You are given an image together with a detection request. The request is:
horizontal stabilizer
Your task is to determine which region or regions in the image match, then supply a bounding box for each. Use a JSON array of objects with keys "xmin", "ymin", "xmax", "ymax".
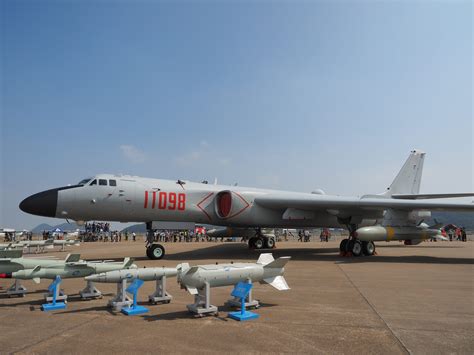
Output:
[
  {"xmin": 263, "ymin": 275, "xmax": 290, "ymax": 291},
  {"xmin": 263, "ymin": 256, "xmax": 291, "ymax": 269},
  {"xmin": 0, "ymin": 250, "xmax": 23, "ymax": 259},
  {"xmin": 392, "ymin": 193, "xmax": 474, "ymax": 200},
  {"xmin": 65, "ymin": 254, "xmax": 81, "ymax": 263},
  {"xmin": 257, "ymin": 253, "xmax": 274, "ymax": 265}
]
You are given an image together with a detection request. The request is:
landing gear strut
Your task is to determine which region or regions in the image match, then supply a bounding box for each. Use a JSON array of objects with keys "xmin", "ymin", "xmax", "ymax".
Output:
[
  {"xmin": 339, "ymin": 224, "xmax": 376, "ymax": 257},
  {"xmin": 248, "ymin": 229, "xmax": 276, "ymax": 250},
  {"xmin": 145, "ymin": 222, "xmax": 165, "ymax": 260}
]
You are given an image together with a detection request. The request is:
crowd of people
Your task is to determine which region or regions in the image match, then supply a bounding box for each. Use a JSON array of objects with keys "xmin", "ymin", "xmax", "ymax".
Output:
[{"xmin": 441, "ymin": 226, "xmax": 468, "ymax": 242}]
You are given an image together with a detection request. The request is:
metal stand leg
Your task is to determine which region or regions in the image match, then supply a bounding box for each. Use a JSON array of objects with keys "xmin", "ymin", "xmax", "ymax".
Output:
[
  {"xmin": 186, "ymin": 281, "xmax": 218, "ymax": 316},
  {"xmin": 79, "ymin": 280, "xmax": 102, "ymax": 299},
  {"xmin": 148, "ymin": 276, "xmax": 172, "ymax": 304},
  {"xmin": 45, "ymin": 282, "xmax": 67, "ymax": 302},
  {"xmin": 108, "ymin": 279, "xmax": 132, "ymax": 311},
  {"xmin": 6, "ymin": 279, "xmax": 27, "ymax": 297},
  {"xmin": 227, "ymin": 279, "xmax": 259, "ymax": 308}
]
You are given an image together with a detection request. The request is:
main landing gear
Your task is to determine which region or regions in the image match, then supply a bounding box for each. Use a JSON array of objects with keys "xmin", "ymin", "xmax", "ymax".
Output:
[
  {"xmin": 339, "ymin": 225, "xmax": 376, "ymax": 257},
  {"xmin": 248, "ymin": 229, "xmax": 276, "ymax": 250}
]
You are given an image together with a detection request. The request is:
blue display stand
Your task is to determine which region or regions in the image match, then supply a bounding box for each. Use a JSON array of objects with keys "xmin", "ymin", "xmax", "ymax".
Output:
[
  {"xmin": 41, "ymin": 276, "xmax": 67, "ymax": 312},
  {"xmin": 228, "ymin": 282, "xmax": 259, "ymax": 321},
  {"xmin": 121, "ymin": 279, "xmax": 149, "ymax": 316}
]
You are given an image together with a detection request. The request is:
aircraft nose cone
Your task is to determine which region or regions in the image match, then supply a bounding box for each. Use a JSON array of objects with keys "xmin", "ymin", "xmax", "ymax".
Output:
[{"xmin": 19, "ymin": 188, "xmax": 58, "ymax": 217}]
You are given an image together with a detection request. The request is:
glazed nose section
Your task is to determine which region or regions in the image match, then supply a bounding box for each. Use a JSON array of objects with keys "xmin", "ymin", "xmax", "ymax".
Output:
[{"xmin": 19, "ymin": 188, "xmax": 58, "ymax": 217}]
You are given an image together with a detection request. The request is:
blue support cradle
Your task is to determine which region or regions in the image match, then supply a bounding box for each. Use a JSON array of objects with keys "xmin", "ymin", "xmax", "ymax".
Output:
[{"xmin": 41, "ymin": 276, "xmax": 67, "ymax": 312}]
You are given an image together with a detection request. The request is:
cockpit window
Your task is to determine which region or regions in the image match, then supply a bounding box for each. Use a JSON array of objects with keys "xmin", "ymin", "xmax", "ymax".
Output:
[
  {"xmin": 78, "ymin": 178, "xmax": 92, "ymax": 185},
  {"xmin": 99, "ymin": 179, "xmax": 107, "ymax": 186},
  {"xmin": 109, "ymin": 180, "xmax": 117, "ymax": 186},
  {"xmin": 90, "ymin": 179, "xmax": 97, "ymax": 186}
]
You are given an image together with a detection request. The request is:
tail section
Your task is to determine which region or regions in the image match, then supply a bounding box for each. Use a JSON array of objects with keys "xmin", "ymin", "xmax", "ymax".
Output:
[
  {"xmin": 383, "ymin": 150, "xmax": 425, "ymax": 196},
  {"xmin": 257, "ymin": 253, "xmax": 274, "ymax": 265},
  {"xmin": 263, "ymin": 275, "xmax": 290, "ymax": 290},
  {"xmin": 263, "ymin": 256, "xmax": 291, "ymax": 269}
]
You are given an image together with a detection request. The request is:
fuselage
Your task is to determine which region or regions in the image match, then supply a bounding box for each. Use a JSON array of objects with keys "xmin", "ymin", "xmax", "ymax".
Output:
[{"xmin": 19, "ymin": 174, "xmax": 382, "ymax": 229}]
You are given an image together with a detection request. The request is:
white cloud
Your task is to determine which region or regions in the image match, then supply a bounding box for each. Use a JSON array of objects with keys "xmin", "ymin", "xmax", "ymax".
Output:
[
  {"xmin": 120, "ymin": 145, "xmax": 146, "ymax": 164},
  {"xmin": 200, "ymin": 140, "xmax": 209, "ymax": 147}
]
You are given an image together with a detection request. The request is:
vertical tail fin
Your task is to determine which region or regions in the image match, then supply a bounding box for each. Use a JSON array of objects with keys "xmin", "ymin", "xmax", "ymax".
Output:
[{"xmin": 383, "ymin": 150, "xmax": 425, "ymax": 196}]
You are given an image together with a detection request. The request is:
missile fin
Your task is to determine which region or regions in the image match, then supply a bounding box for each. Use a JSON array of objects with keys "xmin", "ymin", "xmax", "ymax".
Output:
[
  {"xmin": 32, "ymin": 277, "xmax": 41, "ymax": 284},
  {"xmin": 186, "ymin": 286, "xmax": 198, "ymax": 295},
  {"xmin": 257, "ymin": 253, "xmax": 274, "ymax": 265},
  {"xmin": 122, "ymin": 257, "xmax": 134, "ymax": 268},
  {"xmin": 32, "ymin": 265, "xmax": 41, "ymax": 272},
  {"xmin": 65, "ymin": 254, "xmax": 81, "ymax": 262},
  {"xmin": 185, "ymin": 266, "xmax": 199, "ymax": 275},
  {"xmin": 263, "ymin": 275, "xmax": 290, "ymax": 291},
  {"xmin": 263, "ymin": 256, "xmax": 291, "ymax": 269}
]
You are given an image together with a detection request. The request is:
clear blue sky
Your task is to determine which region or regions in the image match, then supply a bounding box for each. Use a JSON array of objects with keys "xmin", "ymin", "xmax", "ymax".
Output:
[{"xmin": 1, "ymin": 0, "xmax": 472, "ymax": 229}]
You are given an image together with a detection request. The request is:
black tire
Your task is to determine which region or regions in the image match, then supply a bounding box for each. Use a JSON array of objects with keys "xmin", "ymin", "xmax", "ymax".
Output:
[
  {"xmin": 265, "ymin": 237, "xmax": 275, "ymax": 249},
  {"xmin": 339, "ymin": 239, "xmax": 348, "ymax": 252},
  {"xmin": 248, "ymin": 237, "xmax": 256, "ymax": 248},
  {"xmin": 351, "ymin": 240, "xmax": 362, "ymax": 256},
  {"xmin": 254, "ymin": 238, "xmax": 264, "ymax": 249},
  {"xmin": 362, "ymin": 241, "xmax": 375, "ymax": 256},
  {"xmin": 147, "ymin": 244, "xmax": 165, "ymax": 260}
]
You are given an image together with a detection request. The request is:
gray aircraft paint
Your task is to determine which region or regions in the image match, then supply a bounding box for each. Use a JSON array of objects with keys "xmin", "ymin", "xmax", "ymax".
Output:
[{"xmin": 19, "ymin": 150, "xmax": 474, "ymax": 243}]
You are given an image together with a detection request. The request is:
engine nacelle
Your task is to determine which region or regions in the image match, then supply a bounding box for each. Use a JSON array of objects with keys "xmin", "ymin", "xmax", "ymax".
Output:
[{"xmin": 215, "ymin": 191, "xmax": 250, "ymax": 220}]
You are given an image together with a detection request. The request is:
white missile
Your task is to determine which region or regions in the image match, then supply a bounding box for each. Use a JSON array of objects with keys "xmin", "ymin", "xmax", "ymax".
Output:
[
  {"xmin": 85, "ymin": 267, "xmax": 178, "ymax": 283},
  {"xmin": 12, "ymin": 258, "xmax": 136, "ymax": 283},
  {"xmin": 177, "ymin": 253, "xmax": 290, "ymax": 295}
]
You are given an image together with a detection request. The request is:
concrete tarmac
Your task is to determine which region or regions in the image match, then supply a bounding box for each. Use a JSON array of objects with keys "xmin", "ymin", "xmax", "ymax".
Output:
[{"xmin": 1, "ymin": 240, "xmax": 473, "ymax": 354}]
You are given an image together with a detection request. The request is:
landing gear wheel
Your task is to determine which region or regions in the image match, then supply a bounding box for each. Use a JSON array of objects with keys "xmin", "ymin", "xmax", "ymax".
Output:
[
  {"xmin": 147, "ymin": 244, "xmax": 165, "ymax": 260},
  {"xmin": 254, "ymin": 238, "xmax": 264, "ymax": 249},
  {"xmin": 362, "ymin": 241, "xmax": 375, "ymax": 256},
  {"xmin": 340, "ymin": 239, "xmax": 348, "ymax": 252},
  {"xmin": 265, "ymin": 237, "xmax": 275, "ymax": 249},
  {"xmin": 351, "ymin": 240, "xmax": 362, "ymax": 256}
]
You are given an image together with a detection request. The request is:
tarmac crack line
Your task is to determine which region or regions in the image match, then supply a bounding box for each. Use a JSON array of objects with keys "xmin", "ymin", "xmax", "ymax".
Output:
[
  {"xmin": 336, "ymin": 264, "xmax": 411, "ymax": 355},
  {"xmin": 11, "ymin": 315, "xmax": 102, "ymax": 354}
]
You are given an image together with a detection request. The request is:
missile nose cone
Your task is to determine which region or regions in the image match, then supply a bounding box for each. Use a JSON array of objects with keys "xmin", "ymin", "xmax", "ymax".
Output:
[
  {"xmin": 19, "ymin": 188, "xmax": 58, "ymax": 217},
  {"xmin": 85, "ymin": 274, "xmax": 99, "ymax": 282}
]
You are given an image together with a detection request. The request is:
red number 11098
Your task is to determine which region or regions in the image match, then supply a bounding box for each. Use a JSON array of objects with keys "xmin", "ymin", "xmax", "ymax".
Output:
[{"xmin": 144, "ymin": 191, "xmax": 186, "ymax": 211}]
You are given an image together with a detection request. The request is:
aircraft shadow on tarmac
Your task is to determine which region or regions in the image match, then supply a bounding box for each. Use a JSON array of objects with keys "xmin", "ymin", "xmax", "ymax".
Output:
[
  {"xmin": 140, "ymin": 243, "xmax": 474, "ymax": 265},
  {"xmin": 80, "ymin": 243, "xmax": 473, "ymax": 265}
]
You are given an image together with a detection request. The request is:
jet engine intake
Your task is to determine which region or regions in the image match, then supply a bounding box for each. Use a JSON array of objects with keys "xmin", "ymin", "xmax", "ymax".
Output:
[{"xmin": 215, "ymin": 190, "xmax": 250, "ymax": 219}]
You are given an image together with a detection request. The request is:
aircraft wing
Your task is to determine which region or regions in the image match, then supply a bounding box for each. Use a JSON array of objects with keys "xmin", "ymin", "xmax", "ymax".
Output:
[{"xmin": 254, "ymin": 194, "xmax": 474, "ymax": 214}]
